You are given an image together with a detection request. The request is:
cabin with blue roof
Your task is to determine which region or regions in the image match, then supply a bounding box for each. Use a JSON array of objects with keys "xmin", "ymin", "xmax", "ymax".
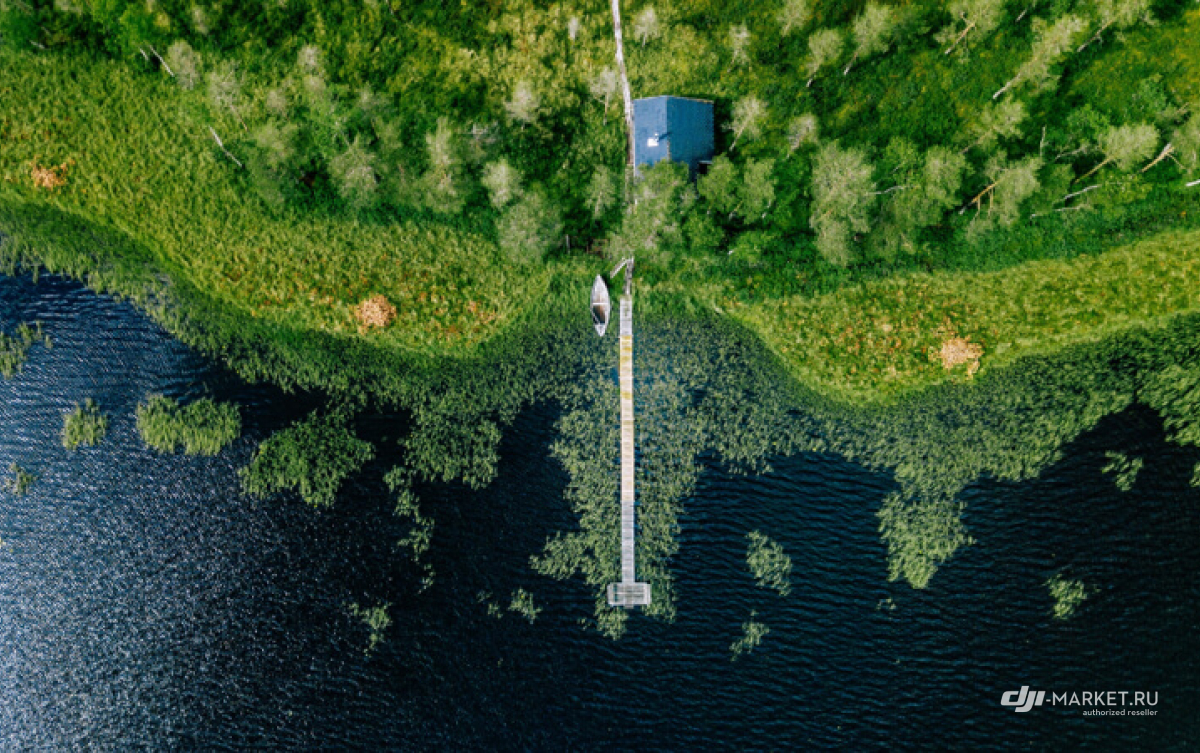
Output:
[{"xmin": 633, "ymin": 96, "xmax": 715, "ymax": 179}]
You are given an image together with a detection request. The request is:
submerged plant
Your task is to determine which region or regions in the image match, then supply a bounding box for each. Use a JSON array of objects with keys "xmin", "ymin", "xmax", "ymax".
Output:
[
  {"xmin": 746, "ymin": 531, "xmax": 792, "ymax": 596},
  {"xmin": 3, "ymin": 463, "xmax": 37, "ymax": 495},
  {"xmin": 1047, "ymin": 574, "xmax": 1088, "ymax": 620},
  {"xmin": 731, "ymin": 612, "xmax": 769, "ymax": 660},
  {"xmin": 0, "ymin": 321, "xmax": 50, "ymax": 378},
  {"xmin": 240, "ymin": 411, "xmax": 374, "ymax": 508},
  {"xmin": 348, "ymin": 601, "xmax": 392, "ymax": 654},
  {"xmin": 62, "ymin": 398, "xmax": 108, "ymax": 450},
  {"xmin": 508, "ymin": 588, "xmax": 541, "ymax": 623},
  {"xmin": 136, "ymin": 394, "xmax": 240, "ymax": 455},
  {"xmin": 878, "ymin": 492, "xmax": 971, "ymax": 589},
  {"xmin": 1101, "ymin": 451, "xmax": 1142, "ymax": 492}
]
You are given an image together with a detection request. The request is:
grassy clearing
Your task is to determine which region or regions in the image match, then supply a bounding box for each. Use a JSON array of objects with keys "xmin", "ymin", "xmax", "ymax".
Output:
[
  {"xmin": 733, "ymin": 230, "xmax": 1200, "ymax": 402},
  {"xmin": 0, "ymin": 51, "xmax": 549, "ymax": 357},
  {"xmin": 61, "ymin": 398, "xmax": 108, "ymax": 450},
  {"xmin": 240, "ymin": 410, "xmax": 374, "ymax": 508},
  {"xmin": 746, "ymin": 531, "xmax": 792, "ymax": 597},
  {"xmin": 135, "ymin": 394, "xmax": 240, "ymax": 455}
]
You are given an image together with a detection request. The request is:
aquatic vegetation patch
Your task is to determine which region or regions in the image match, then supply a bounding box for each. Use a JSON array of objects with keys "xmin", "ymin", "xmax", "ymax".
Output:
[
  {"xmin": 240, "ymin": 411, "xmax": 374, "ymax": 508},
  {"xmin": 348, "ymin": 601, "xmax": 392, "ymax": 654},
  {"xmin": 385, "ymin": 468, "xmax": 436, "ymax": 589},
  {"xmin": 730, "ymin": 612, "xmax": 769, "ymax": 661},
  {"xmin": 1140, "ymin": 364, "xmax": 1200, "ymax": 448},
  {"xmin": 877, "ymin": 492, "xmax": 972, "ymax": 589},
  {"xmin": 1101, "ymin": 451, "xmax": 1143, "ymax": 492},
  {"xmin": 2, "ymin": 463, "xmax": 37, "ymax": 496},
  {"xmin": 746, "ymin": 531, "xmax": 792, "ymax": 597},
  {"xmin": 1047, "ymin": 574, "xmax": 1088, "ymax": 620},
  {"xmin": 508, "ymin": 588, "xmax": 541, "ymax": 623},
  {"xmin": 61, "ymin": 398, "xmax": 108, "ymax": 450},
  {"xmin": 0, "ymin": 321, "xmax": 50, "ymax": 378},
  {"xmin": 135, "ymin": 394, "xmax": 241, "ymax": 455}
]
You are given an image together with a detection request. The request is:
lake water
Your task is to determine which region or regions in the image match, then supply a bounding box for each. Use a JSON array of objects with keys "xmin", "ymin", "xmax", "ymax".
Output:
[{"xmin": 0, "ymin": 274, "xmax": 1196, "ymax": 749}]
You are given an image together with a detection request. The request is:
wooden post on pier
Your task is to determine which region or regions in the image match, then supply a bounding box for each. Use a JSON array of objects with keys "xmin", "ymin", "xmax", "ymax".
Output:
[{"xmin": 607, "ymin": 261, "xmax": 651, "ymax": 609}]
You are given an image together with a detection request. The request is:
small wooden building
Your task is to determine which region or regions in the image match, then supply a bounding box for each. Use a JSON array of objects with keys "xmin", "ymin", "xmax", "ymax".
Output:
[{"xmin": 633, "ymin": 95, "xmax": 715, "ymax": 179}]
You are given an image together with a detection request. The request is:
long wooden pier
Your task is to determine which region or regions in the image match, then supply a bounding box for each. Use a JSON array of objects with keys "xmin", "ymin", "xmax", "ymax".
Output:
[{"xmin": 607, "ymin": 293, "xmax": 651, "ymax": 608}]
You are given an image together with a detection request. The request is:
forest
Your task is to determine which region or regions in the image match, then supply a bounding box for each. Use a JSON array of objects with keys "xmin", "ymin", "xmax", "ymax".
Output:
[{"xmin": 0, "ymin": 0, "xmax": 1198, "ymax": 403}]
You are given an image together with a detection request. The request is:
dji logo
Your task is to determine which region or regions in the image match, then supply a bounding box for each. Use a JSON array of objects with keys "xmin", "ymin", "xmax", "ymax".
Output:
[{"xmin": 1001, "ymin": 686, "xmax": 1045, "ymax": 713}]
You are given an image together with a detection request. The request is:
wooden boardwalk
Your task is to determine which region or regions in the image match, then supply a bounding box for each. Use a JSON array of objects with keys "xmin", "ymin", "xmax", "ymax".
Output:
[{"xmin": 607, "ymin": 295, "xmax": 652, "ymax": 608}]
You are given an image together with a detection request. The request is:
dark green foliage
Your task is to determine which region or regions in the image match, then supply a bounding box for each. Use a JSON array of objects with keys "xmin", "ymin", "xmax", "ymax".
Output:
[
  {"xmin": 135, "ymin": 394, "xmax": 241, "ymax": 455},
  {"xmin": 240, "ymin": 411, "xmax": 374, "ymax": 508},
  {"xmin": 62, "ymin": 398, "xmax": 108, "ymax": 450}
]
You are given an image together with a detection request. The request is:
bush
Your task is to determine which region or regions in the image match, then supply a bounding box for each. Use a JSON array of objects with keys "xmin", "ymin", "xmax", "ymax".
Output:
[{"xmin": 136, "ymin": 394, "xmax": 240, "ymax": 455}]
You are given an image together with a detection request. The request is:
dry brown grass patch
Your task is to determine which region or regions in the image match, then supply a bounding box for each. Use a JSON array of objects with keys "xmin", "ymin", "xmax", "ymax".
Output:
[
  {"xmin": 353, "ymin": 294, "xmax": 397, "ymax": 330},
  {"xmin": 30, "ymin": 159, "xmax": 72, "ymax": 190},
  {"xmin": 936, "ymin": 336, "xmax": 983, "ymax": 376}
]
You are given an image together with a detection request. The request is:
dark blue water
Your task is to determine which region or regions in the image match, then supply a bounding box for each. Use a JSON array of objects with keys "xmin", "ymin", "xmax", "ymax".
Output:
[{"xmin": 0, "ymin": 274, "xmax": 1197, "ymax": 749}]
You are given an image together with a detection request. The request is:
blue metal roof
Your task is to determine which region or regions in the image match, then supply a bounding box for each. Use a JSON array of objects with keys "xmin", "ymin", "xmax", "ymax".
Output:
[{"xmin": 633, "ymin": 96, "xmax": 714, "ymax": 178}]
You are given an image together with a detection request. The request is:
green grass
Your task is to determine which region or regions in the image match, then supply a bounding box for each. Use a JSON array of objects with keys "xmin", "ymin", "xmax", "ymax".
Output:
[
  {"xmin": 733, "ymin": 229, "xmax": 1200, "ymax": 402},
  {"xmin": 61, "ymin": 398, "xmax": 108, "ymax": 450},
  {"xmin": 240, "ymin": 410, "xmax": 374, "ymax": 508},
  {"xmin": 135, "ymin": 394, "xmax": 241, "ymax": 455},
  {"xmin": 746, "ymin": 531, "xmax": 792, "ymax": 597}
]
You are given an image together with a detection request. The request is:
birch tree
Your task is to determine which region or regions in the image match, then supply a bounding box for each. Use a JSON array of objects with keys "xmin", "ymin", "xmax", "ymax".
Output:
[
  {"xmin": 1079, "ymin": 122, "xmax": 1158, "ymax": 179},
  {"xmin": 482, "ymin": 159, "xmax": 521, "ymax": 208},
  {"xmin": 589, "ymin": 68, "xmax": 619, "ymax": 120},
  {"xmin": 1077, "ymin": 0, "xmax": 1153, "ymax": 52},
  {"xmin": 504, "ymin": 80, "xmax": 541, "ymax": 127},
  {"xmin": 165, "ymin": 40, "xmax": 201, "ymax": 90},
  {"xmin": 610, "ymin": 0, "xmax": 636, "ymax": 170},
  {"xmin": 938, "ymin": 0, "xmax": 1007, "ymax": 55},
  {"xmin": 804, "ymin": 28, "xmax": 843, "ymax": 86},
  {"xmin": 1175, "ymin": 115, "xmax": 1200, "ymax": 175},
  {"xmin": 729, "ymin": 96, "xmax": 767, "ymax": 149},
  {"xmin": 587, "ymin": 165, "xmax": 619, "ymax": 219},
  {"xmin": 786, "ymin": 114, "xmax": 820, "ymax": 154},
  {"xmin": 967, "ymin": 153, "xmax": 1042, "ymax": 226},
  {"xmin": 810, "ymin": 143, "xmax": 876, "ymax": 266},
  {"xmin": 777, "ymin": 0, "xmax": 812, "ymax": 36},
  {"xmin": 962, "ymin": 99, "xmax": 1027, "ymax": 153},
  {"xmin": 206, "ymin": 61, "xmax": 245, "ymax": 129},
  {"xmin": 993, "ymin": 14, "xmax": 1087, "ymax": 99},
  {"xmin": 330, "ymin": 136, "xmax": 378, "ymax": 210},
  {"xmin": 498, "ymin": 191, "xmax": 562, "ymax": 264},
  {"xmin": 421, "ymin": 117, "xmax": 465, "ymax": 213},
  {"xmin": 844, "ymin": 2, "xmax": 898, "ymax": 75},
  {"xmin": 633, "ymin": 6, "xmax": 660, "ymax": 46},
  {"xmin": 876, "ymin": 144, "xmax": 967, "ymax": 256},
  {"xmin": 729, "ymin": 24, "xmax": 752, "ymax": 67}
]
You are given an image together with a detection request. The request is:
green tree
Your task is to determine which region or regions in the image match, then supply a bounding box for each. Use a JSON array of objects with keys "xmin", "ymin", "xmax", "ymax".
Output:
[
  {"xmin": 164, "ymin": 39, "xmax": 201, "ymax": 90},
  {"xmin": 505, "ymin": 80, "xmax": 540, "ymax": 127},
  {"xmin": 1077, "ymin": 0, "xmax": 1153, "ymax": 52},
  {"xmin": 482, "ymin": 159, "xmax": 521, "ymax": 209},
  {"xmin": 777, "ymin": 0, "xmax": 812, "ymax": 37},
  {"xmin": 804, "ymin": 28, "xmax": 843, "ymax": 86},
  {"xmin": 729, "ymin": 96, "xmax": 767, "ymax": 149},
  {"xmin": 1080, "ymin": 122, "xmax": 1158, "ymax": 179},
  {"xmin": 994, "ymin": 15, "xmax": 1087, "ymax": 99},
  {"xmin": 810, "ymin": 142, "xmax": 876, "ymax": 266},
  {"xmin": 786, "ymin": 114, "xmax": 819, "ymax": 154},
  {"xmin": 938, "ymin": 0, "xmax": 1007, "ymax": 55},
  {"xmin": 499, "ymin": 191, "xmax": 562, "ymax": 264},
  {"xmin": 330, "ymin": 135, "xmax": 379, "ymax": 210},
  {"xmin": 729, "ymin": 24, "xmax": 752, "ymax": 67},
  {"xmin": 633, "ymin": 6, "xmax": 659, "ymax": 47},
  {"xmin": 586, "ymin": 165, "xmax": 618, "ymax": 220},
  {"xmin": 844, "ymin": 2, "xmax": 898, "ymax": 75},
  {"xmin": 962, "ymin": 100, "xmax": 1027, "ymax": 154}
]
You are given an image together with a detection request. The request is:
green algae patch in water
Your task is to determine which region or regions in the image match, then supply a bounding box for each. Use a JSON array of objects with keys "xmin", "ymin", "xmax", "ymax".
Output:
[
  {"xmin": 730, "ymin": 613, "xmax": 769, "ymax": 661},
  {"xmin": 241, "ymin": 410, "xmax": 374, "ymax": 508},
  {"xmin": 3, "ymin": 462, "xmax": 37, "ymax": 496},
  {"xmin": 1047, "ymin": 574, "xmax": 1089, "ymax": 620},
  {"xmin": 1101, "ymin": 451, "xmax": 1143, "ymax": 492},
  {"xmin": 0, "ymin": 321, "xmax": 49, "ymax": 378}
]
